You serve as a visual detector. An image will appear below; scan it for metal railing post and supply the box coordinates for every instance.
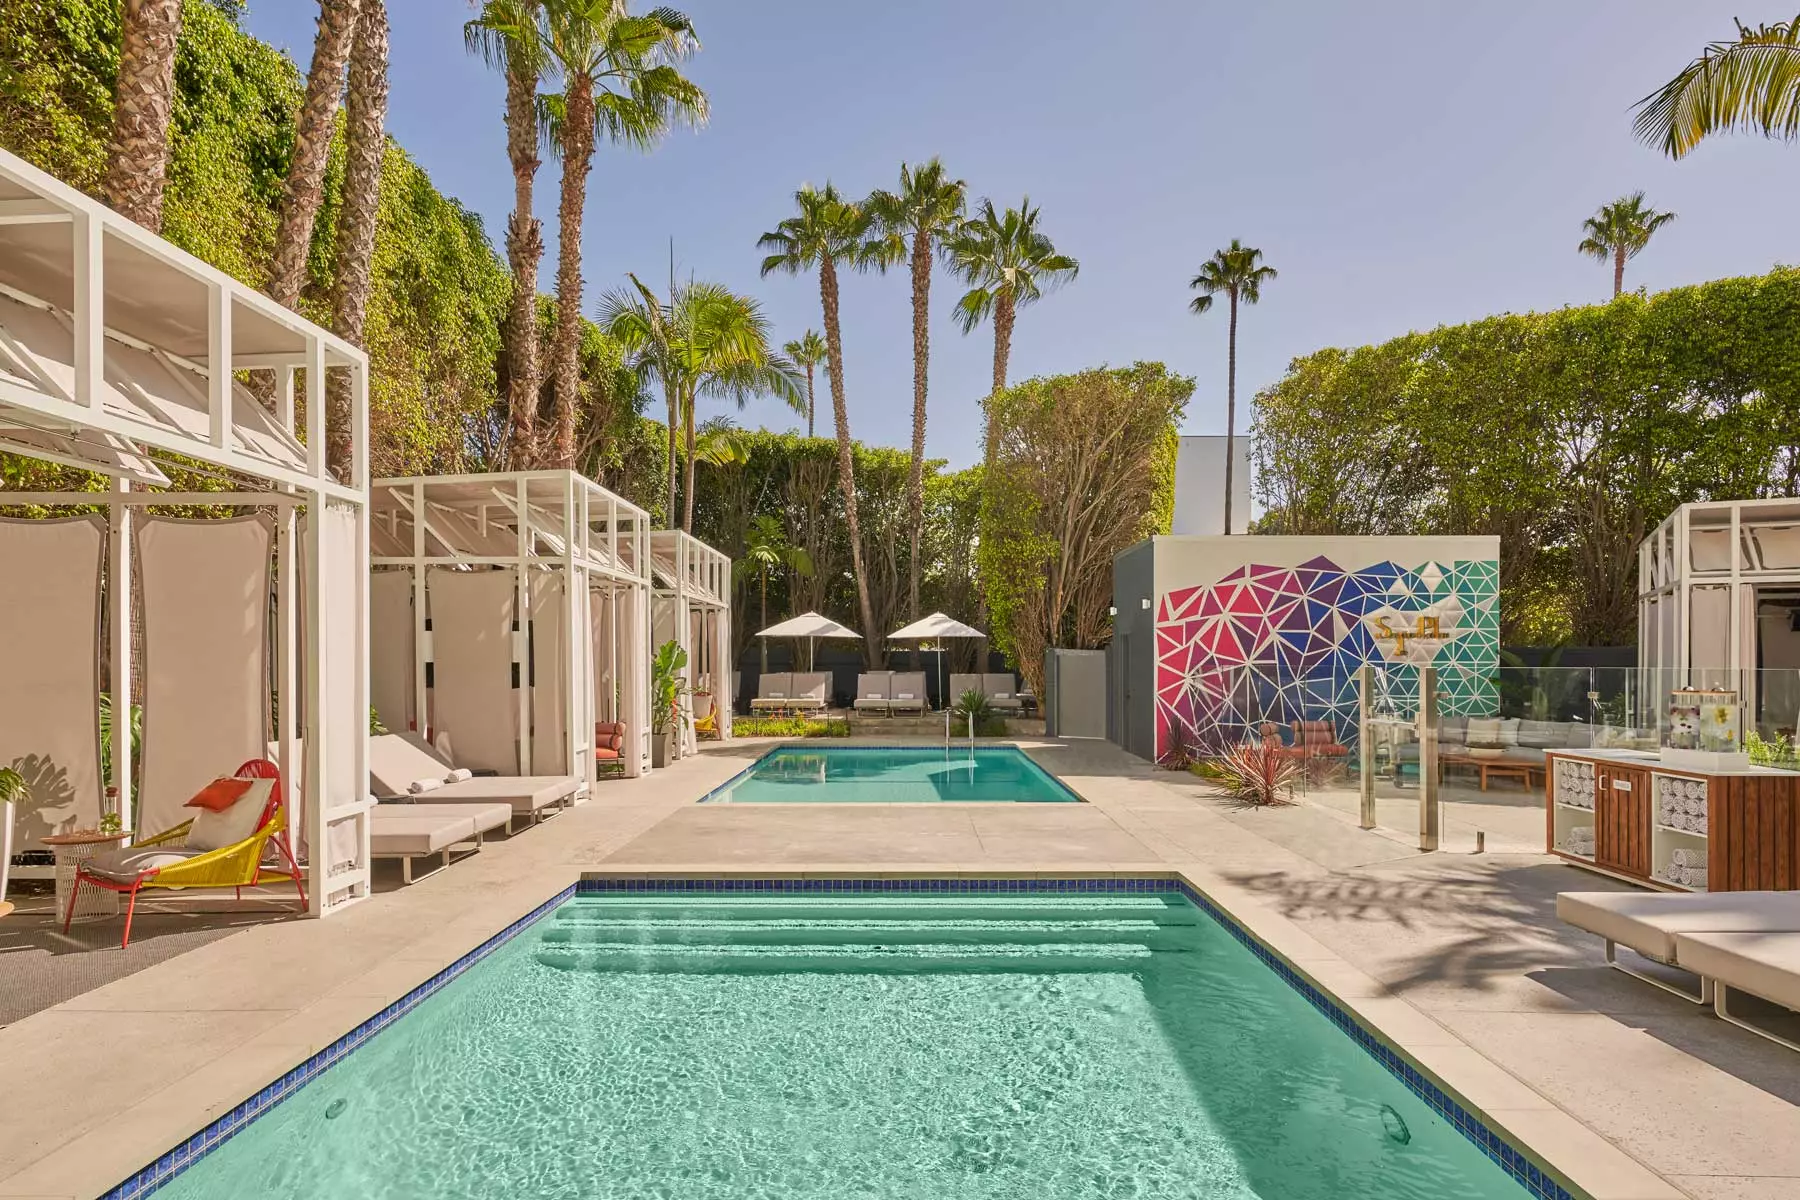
[1419,666,1440,851]
[1358,664,1376,829]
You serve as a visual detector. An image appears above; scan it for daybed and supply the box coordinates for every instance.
[368,734,577,828]
[370,800,512,883]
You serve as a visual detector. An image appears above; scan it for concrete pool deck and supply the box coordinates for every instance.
[0,737,1794,1198]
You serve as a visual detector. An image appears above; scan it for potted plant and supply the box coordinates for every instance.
[651,640,690,768]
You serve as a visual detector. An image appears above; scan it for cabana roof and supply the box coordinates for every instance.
[370,471,652,587]
[0,147,365,494]
[649,529,729,608]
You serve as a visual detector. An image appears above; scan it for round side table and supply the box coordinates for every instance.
[41,831,131,920]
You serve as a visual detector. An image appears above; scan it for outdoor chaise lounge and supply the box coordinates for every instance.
[1673,930,1800,1051]
[66,758,306,948]
[888,672,927,715]
[750,672,793,712]
[983,673,1024,713]
[367,734,577,828]
[854,671,894,714]
[370,800,512,884]
[1557,890,1800,1001]
[949,673,983,705]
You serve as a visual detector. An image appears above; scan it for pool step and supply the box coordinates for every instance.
[538,919,1192,951]
[534,939,1157,975]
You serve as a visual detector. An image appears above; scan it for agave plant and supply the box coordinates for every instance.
[1212,740,1298,808]
[952,688,994,737]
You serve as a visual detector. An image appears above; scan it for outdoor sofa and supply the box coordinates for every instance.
[1559,889,1800,1050]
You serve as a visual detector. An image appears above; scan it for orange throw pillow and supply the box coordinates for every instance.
[185,777,253,813]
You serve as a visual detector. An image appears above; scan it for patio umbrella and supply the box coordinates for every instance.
[755,611,862,671]
[888,612,986,712]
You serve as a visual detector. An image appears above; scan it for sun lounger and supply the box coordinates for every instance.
[370,800,512,884]
[853,671,894,714]
[1557,890,1800,1002]
[790,672,831,713]
[367,734,577,828]
[1672,930,1800,1052]
[948,673,983,708]
[749,672,794,712]
[889,672,927,715]
[983,673,1025,712]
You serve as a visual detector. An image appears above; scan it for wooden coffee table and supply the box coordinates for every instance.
[1442,754,1536,792]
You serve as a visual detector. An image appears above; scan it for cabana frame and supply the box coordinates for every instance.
[650,529,733,754]
[0,145,372,918]
[370,471,654,782]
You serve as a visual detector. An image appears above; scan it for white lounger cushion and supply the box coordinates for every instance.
[428,775,577,815]
[1673,931,1800,1012]
[370,802,511,856]
[1557,891,1800,964]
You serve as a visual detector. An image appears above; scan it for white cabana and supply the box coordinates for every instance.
[889,612,988,714]
[0,145,372,917]
[650,530,732,756]
[756,611,862,671]
[369,472,654,783]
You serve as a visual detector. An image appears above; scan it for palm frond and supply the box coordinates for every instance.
[1634,16,1800,157]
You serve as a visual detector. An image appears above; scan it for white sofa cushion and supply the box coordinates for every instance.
[1465,718,1502,748]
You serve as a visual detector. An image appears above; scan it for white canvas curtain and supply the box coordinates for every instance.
[0,516,103,849]
[317,501,363,872]
[369,570,415,736]
[428,568,519,772]
[530,570,568,776]
[137,515,272,838]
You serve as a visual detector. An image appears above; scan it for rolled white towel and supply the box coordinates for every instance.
[444,768,473,784]
[1684,867,1708,890]
[1670,848,1689,869]
[407,777,443,795]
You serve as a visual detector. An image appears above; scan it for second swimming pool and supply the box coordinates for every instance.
[700,745,1082,803]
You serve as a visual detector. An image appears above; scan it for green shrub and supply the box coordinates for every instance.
[734,716,850,739]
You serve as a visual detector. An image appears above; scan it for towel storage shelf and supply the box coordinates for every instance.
[1546,748,1800,893]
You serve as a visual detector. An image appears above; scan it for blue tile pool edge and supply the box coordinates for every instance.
[695,742,1088,804]
[103,874,1586,1200]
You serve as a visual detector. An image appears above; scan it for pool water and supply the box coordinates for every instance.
[158,892,1529,1200]
[702,746,1080,803]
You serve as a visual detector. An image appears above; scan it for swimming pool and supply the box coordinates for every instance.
[149,887,1541,1199]
[701,745,1081,803]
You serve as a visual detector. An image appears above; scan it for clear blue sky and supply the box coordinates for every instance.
[240,1,1798,470]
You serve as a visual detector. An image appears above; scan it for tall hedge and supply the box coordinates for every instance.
[1254,269,1800,644]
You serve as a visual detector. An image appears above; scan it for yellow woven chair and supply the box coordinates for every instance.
[64,758,306,948]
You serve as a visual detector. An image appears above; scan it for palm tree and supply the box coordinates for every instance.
[782,330,827,438]
[866,159,967,620]
[104,0,184,231]
[943,198,1079,467]
[1578,193,1675,298]
[1189,240,1276,537]
[269,0,365,310]
[466,0,554,469]
[601,275,800,531]
[540,0,706,469]
[759,183,884,657]
[735,513,814,671]
[325,0,389,479]
[1634,16,1800,159]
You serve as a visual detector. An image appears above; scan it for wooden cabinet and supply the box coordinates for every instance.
[1547,751,1800,892]
[1593,764,1651,878]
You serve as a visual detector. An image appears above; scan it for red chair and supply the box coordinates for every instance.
[64,758,305,949]
[1281,719,1349,761]
[595,722,626,773]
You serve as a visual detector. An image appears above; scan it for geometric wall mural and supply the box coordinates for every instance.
[1154,556,1500,757]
